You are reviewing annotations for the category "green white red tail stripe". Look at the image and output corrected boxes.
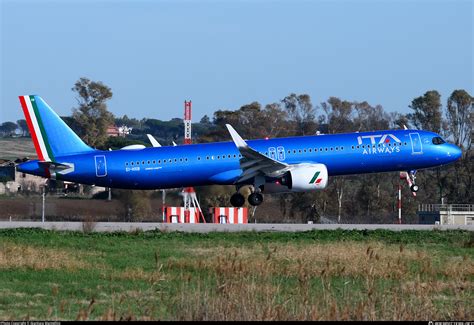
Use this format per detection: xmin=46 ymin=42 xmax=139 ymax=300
xmin=19 ymin=95 xmax=54 ymax=162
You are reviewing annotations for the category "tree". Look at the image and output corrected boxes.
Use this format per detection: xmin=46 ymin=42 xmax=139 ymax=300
xmin=446 ymin=89 xmax=472 ymax=150
xmin=320 ymin=97 xmax=354 ymax=134
xmin=407 ymin=90 xmax=442 ymax=133
xmin=262 ymin=102 xmax=290 ymax=137
xmin=71 ymin=77 xmax=114 ymax=148
xmin=354 ymin=102 xmax=389 ymax=132
xmin=443 ymin=89 xmax=473 ymax=202
xmin=389 ymin=112 xmax=409 ymax=130
xmin=16 ymin=119 xmax=29 ymax=136
xmin=0 ymin=122 xmax=17 ymax=137
xmin=200 ymin=115 xmax=211 ymax=125
xmin=281 ymin=93 xmax=317 ymax=135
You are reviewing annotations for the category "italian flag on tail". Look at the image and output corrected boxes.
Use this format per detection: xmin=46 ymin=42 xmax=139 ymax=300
xmin=19 ymin=95 xmax=55 ymax=162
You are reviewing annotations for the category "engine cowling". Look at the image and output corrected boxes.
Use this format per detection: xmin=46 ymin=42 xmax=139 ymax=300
xmin=279 ymin=163 xmax=328 ymax=192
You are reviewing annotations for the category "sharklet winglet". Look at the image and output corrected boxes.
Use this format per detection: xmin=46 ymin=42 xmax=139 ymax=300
xmin=226 ymin=124 xmax=248 ymax=149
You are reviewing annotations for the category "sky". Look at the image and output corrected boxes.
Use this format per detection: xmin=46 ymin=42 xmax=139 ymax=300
xmin=1 ymin=0 xmax=472 ymax=124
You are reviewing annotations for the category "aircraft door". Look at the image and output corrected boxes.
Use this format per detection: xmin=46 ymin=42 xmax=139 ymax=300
xmin=94 ymin=155 xmax=107 ymax=177
xmin=409 ymin=133 xmax=423 ymax=155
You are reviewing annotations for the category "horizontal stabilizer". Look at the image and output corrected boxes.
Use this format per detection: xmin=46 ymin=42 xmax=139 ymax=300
xmin=38 ymin=161 xmax=71 ymax=171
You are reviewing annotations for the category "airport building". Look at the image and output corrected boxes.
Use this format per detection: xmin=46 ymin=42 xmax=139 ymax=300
xmin=418 ymin=204 xmax=474 ymax=225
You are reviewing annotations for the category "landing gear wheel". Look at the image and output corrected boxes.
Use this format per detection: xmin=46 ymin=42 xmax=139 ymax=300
xmin=248 ymin=192 xmax=264 ymax=206
xmin=410 ymin=184 xmax=419 ymax=193
xmin=230 ymin=193 xmax=245 ymax=207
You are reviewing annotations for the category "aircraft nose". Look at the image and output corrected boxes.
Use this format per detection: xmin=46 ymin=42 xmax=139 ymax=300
xmin=447 ymin=144 xmax=462 ymax=161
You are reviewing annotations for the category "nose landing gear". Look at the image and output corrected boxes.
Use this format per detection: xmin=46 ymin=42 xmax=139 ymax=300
xmin=400 ymin=170 xmax=418 ymax=196
xmin=408 ymin=170 xmax=418 ymax=194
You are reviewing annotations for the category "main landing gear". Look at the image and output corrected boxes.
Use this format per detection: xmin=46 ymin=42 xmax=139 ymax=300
xmin=230 ymin=185 xmax=264 ymax=207
xmin=230 ymin=192 xmax=245 ymax=207
xmin=248 ymin=192 xmax=264 ymax=206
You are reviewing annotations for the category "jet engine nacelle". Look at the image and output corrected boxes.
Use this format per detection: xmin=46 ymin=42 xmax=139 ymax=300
xmin=279 ymin=163 xmax=329 ymax=192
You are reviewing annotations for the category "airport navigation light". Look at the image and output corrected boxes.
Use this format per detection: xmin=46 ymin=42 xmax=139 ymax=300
xmin=41 ymin=180 xmax=47 ymax=223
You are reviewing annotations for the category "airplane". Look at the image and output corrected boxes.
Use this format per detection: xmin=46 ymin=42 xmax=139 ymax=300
xmin=17 ymin=95 xmax=462 ymax=207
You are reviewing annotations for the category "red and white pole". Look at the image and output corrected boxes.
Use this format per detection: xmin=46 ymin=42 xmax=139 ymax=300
xmin=398 ymin=183 xmax=402 ymax=224
xmin=184 ymin=101 xmax=192 ymax=145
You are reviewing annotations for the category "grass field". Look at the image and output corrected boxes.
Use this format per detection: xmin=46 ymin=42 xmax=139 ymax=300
xmin=0 ymin=228 xmax=472 ymax=321
xmin=0 ymin=138 xmax=36 ymax=160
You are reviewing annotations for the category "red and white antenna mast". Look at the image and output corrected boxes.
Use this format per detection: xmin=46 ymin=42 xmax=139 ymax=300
xmin=182 ymin=100 xmax=205 ymax=223
xmin=184 ymin=101 xmax=192 ymax=145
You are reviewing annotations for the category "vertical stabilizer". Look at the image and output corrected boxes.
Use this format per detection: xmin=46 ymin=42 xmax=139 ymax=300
xmin=19 ymin=95 xmax=94 ymax=161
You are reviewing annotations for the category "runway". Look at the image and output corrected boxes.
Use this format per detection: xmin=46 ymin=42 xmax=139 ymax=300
xmin=0 ymin=221 xmax=472 ymax=232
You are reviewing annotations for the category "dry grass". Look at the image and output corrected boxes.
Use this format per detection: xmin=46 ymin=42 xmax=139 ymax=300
xmin=0 ymin=242 xmax=90 ymax=270
xmin=161 ymin=242 xmax=473 ymax=321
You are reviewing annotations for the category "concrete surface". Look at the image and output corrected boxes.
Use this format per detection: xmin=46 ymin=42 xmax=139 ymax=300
xmin=0 ymin=221 xmax=472 ymax=233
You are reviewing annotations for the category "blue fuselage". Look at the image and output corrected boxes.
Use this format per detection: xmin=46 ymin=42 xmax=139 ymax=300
xmin=17 ymin=129 xmax=462 ymax=189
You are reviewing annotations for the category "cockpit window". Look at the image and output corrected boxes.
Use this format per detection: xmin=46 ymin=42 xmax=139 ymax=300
xmin=432 ymin=137 xmax=445 ymax=145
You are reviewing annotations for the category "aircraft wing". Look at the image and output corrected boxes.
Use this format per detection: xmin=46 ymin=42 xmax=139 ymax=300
xmin=226 ymin=124 xmax=290 ymax=183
